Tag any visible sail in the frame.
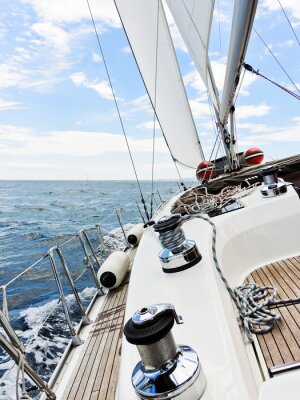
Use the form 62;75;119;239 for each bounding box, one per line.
114;0;204;168
166;0;220;112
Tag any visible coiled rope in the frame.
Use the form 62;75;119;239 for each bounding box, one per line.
172;183;258;215
184;214;281;341
158;223;185;251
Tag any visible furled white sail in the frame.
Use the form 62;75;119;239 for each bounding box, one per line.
166;0;220;112
114;0;204;168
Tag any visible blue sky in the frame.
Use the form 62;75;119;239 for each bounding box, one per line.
0;0;299;180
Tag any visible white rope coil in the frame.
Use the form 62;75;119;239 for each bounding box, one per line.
172;184;258;215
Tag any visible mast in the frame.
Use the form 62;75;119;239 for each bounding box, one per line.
219;0;258;170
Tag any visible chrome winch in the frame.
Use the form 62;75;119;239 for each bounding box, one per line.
153;214;201;273
124;303;206;400
260;165;287;198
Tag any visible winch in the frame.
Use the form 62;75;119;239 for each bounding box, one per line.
124;303;206;399
153;214;201;273
260;165;287;197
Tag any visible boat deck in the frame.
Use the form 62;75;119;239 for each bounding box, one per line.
244;256;300;376
61;274;129;400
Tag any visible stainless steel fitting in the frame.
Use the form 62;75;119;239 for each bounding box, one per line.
124;303;206;399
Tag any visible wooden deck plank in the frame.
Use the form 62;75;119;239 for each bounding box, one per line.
250;270;284;366
97;294;127;398
66;289;122;400
104;330;123;400
62;292;117;400
244;256;300;374
84;285;128;398
63;275;129;400
73;284;128;400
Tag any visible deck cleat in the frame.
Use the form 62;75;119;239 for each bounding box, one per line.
124;303;206;400
260;166;287;198
153;214;201;273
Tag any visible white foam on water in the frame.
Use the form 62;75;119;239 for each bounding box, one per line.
0;286;98;399
0;224;131;398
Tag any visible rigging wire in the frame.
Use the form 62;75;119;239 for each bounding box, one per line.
206;95;219;166
233;68;246;106
277;0;300;48
172;159;187;191
243;63;300;101
207;94;226;162
150;0;160;219
214;135;223;162
86;0;150;221
254;28;300;95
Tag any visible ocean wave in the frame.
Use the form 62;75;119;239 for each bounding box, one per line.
0;287;97;400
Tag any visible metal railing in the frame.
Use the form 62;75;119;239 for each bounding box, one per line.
0;188;174;399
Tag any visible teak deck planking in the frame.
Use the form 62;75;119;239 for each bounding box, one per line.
244;256;300;375
63;274;129;400
62;254;300;399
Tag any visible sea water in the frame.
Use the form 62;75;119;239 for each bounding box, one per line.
0;180;180;396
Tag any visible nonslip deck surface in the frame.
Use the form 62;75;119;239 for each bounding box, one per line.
63;276;129;400
244;256;300;375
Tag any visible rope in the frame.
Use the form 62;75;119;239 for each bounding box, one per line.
186;214;281;341
158;224;185;251
244;63;300;101
172;183;258;215
169;184;300;340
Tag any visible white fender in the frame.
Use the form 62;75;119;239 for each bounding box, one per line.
127;223;144;246
97;251;130;289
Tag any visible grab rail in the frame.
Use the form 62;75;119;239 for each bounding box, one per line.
0;311;56;399
47;246;92;346
0;188;174;398
78;229;105;295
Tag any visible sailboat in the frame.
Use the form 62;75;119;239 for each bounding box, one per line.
1;0;300;399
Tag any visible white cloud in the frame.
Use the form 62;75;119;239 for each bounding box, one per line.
137;121;156;130
31;22;71;54
262;0;300;21
278;39;295;48
0;124;169;157
238;117;300;146
189;99;211;119
126;95;152;114
92;52;102;62
0;99;25;111
236;103;271;120
236;122;273;134
183;56;258;103
0;159;182;180
213;9;230;24
184;70;206;93
122;46;132;54
23;0;120;27
70;72;115;100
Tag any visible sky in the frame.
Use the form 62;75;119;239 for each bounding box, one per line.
0;0;299;180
